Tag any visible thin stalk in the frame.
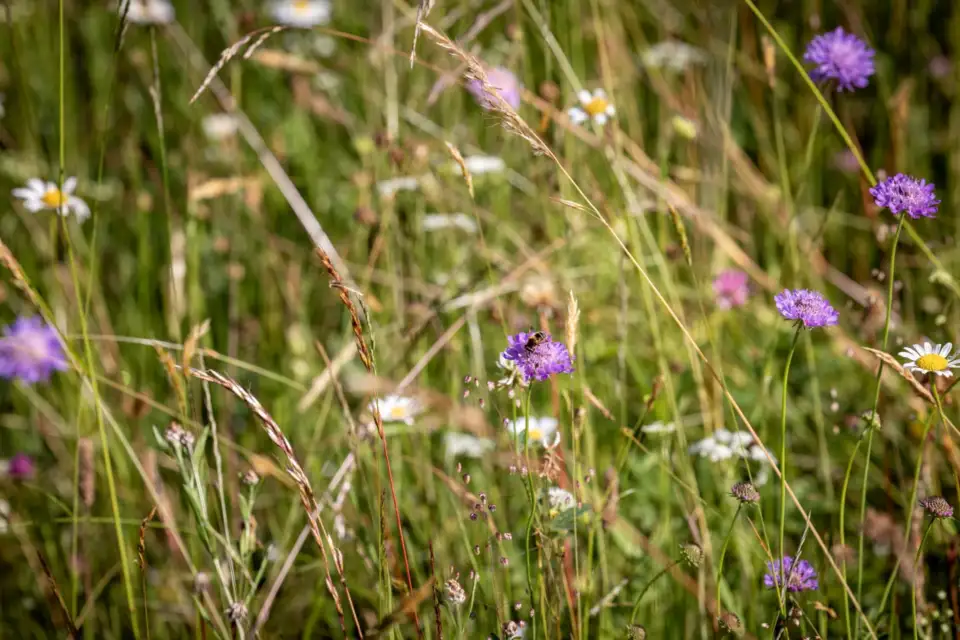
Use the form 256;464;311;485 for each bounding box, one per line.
58;0;139;635
855;216;906;637
778;325;803;615
912;521;934;640
875;410;938;617
839;436;863;638
715;505;742;617
629;560;679;624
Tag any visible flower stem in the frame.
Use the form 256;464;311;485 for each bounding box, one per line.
913;520;935;640
778;325;803;615
838;435;863;639
715;505;742;618
629;560;679;624
854;214;906;636
875;410;937;617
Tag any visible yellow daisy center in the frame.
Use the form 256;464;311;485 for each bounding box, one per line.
529;428;543;441
389;406;407;419
584;97;609;116
41;189;67;208
293;0;309;11
917;354;949;372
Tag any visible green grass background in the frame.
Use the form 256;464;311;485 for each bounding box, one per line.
2;0;960;637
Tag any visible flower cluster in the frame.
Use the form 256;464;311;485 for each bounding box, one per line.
713;270;750;310
763;556;819;592
466;67;522;111
869;173;941;219
501;332;574;383
920;496;954;519
0;317;67;384
774;289;839;328
803;27;875;92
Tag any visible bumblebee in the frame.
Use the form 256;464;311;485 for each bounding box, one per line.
523;331;547;353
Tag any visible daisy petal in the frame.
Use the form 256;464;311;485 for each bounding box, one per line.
577;90;592;105
941;342;954;356
23;199;45;212
26;178;46;194
62;176;77;194
12;188;36;200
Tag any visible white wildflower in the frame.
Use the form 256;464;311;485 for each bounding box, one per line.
119;0;175;25
12;177;90;222
506;416;560;449
370;395;421;425
270;0;331;27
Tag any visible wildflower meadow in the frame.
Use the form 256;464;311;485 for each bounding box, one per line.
3;0;960;637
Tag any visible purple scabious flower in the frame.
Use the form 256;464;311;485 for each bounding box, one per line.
0;316;67;384
774;289;839;328
713;270;750;310
466;67;522;111
919;496;954;519
803;27;875;92
6;453;35;480
763;556;819;592
869;173;941;220
501;332;574;382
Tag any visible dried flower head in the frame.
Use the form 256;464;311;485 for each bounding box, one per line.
899;342;959;378
466;66;522;111
803;27;875;92
444;577;467;605
730;481;760;505
713;270;750;310
164;423;195;450
920;496;954;519
774;289;839;328
763;556;819;592
193;571;211;594
0;316;68;384
226;602;248;625
501;332;574;382
625;624;647;640
719;612;744;636
241;469;260;486
679;543;704;569
869;173;941;220
502;620;523;639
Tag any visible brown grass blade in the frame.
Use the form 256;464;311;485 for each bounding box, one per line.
862;347;935;404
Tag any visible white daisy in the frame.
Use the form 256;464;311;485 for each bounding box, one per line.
567;89;616;126
422;213;478;234
506;416;560;449
641;421;676;435
201;113;240;141
12;177;90;222
544;486;576;516
444;432;494;459
899;342;960;378
640;41;708;72
370;394;421;425
270;0;331;27
119;0;175;25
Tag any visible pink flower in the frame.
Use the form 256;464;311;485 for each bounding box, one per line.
713;270;749;310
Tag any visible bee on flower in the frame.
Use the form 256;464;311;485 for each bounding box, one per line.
12;177;90;222
568;89;616;126
899;342;960;378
